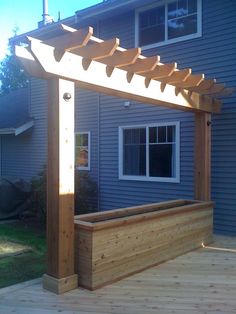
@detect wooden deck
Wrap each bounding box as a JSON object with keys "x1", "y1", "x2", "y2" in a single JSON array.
[{"x1": 0, "y1": 235, "x2": 235, "y2": 314}]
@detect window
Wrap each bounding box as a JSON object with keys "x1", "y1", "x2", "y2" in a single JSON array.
[
  {"x1": 119, "y1": 122, "x2": 180, "y2": 182},
  {"x1": 136, "y1": 0, "x2": 201, "y2": 49},
  {"x1": 75, "y1": 132, "x2": 90, "y2": 170}
]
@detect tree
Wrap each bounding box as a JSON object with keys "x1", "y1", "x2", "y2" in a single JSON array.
[{"x1": 0, "y1": 29, "x2": 29, "y2": 95}]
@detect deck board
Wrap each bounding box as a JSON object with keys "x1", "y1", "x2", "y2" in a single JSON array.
[{"x1": 0, "y1": 235, "x2": 235, "y2": 314}]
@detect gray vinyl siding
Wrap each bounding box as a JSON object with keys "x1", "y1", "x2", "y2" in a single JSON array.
[
  {"x1": 99, "y1": 95, "x2": 194, "y2": 210},
  {"x1": 29, "y1": 80, "x2": 100, "y2": 184},
  {"x1": 96, "y1": 0, "x2": 236, "y2": 234},
  {"x1": 75, "y1": 88, "x2": 99, "y2": 183},
  {"x1": 1, "y1": 79, "x2": 47, "y2": 180},
  {"x1": 98, "y1": 11, "x2": 134, "y2": 48},
  {"x1": 97, "y1": 3, "x2": 196, "y2": 210},
  {"x1": 2, "y1": 0, "x2": 235, "y2": 234}
]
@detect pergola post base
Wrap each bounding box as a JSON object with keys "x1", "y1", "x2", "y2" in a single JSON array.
[{"x1": 42, "y1": 274, "x2": 78, "y2": 294}]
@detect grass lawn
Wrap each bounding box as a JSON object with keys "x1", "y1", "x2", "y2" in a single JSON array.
[{"x1": 0, "y1": 221, "x2": 46, "y2": 289}]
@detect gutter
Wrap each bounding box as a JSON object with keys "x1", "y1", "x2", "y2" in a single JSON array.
[
  {"x1": 75, "y1": 0, "x2": 147, "y2": 20},
  {"x1": 0, "y1": 120, "x2": 34, "y2": 136}
]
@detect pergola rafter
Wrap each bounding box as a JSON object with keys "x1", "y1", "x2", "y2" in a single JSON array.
[
  {"x1": 14, "y1": 23, "x2": 235, "y2": 295},
  {"x1": 16, "y1": 24, "x2": 234, "y2": 108}
]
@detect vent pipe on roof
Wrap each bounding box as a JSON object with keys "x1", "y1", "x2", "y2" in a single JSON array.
[
  {"x1": 38, "y1": 0, "x2": 54, "y2": 28},
  {"x1": 43, "y1": 0, "x2": 49, "y2": 23}
]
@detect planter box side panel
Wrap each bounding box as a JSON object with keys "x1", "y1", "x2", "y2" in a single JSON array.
[
  {"x1": 76, "y1": 204, "x2": 213, "y2": 290},
  {"x1": 75, "y1": 226, "x2": 93, "y2": 288}
]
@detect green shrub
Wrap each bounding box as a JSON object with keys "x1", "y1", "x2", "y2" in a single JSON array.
[
  {"x1": 75, "y1": 171, "x2": 98, "y2": 215},
  {"x1": 30, "y1": 166, "x2": 47, "y2": 223},
  {"x1": 30, "y1": 166, "x2": 98, "y2": 221}
]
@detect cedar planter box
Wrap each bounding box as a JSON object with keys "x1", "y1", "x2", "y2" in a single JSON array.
[{"x1": 74, "y1": 199, "x2": 213, "y2": 290}]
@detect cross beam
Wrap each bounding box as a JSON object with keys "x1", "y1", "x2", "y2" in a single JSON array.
[{"x1": 16, "y1": 39, "x2": 221, "y2": 113}]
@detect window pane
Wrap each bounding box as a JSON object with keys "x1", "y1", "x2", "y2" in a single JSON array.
[
  {"x1": 76, "y1": 134, "x2": 88, "y2": 146},
  {"x1": 82, "y1": 134, "x2": 88, "y2": 146},
  {"x1": 75, "y1": 133, "x2": 89, "y2": 169},
  {"x1": 76, "y1": 134, "x2": 82, "y2": 146},
  {"x1": 124, "y1": 128, "x2": 146, "y2": 144},
  {"x1": 158, "y1": 126, "x2": 166, "y2": 143},
  {"x1": 139, "y1": 6, "x2": 165, "y2": 46},
  {"x1": 177, "y1": 0, "x2": 188, "y2": 17},
  {"x1": 188, "y1": 0, "x2": 197, "y2": 14},
  {"x1": 149, "y1": 10, "x2": 158, "y2": 26},
  {"x1": 123, "y1": 145, "x2": 146, "y2": 176},
  {"x1": 149, "y1": 127, "x2": 157, "y2": 143},
  {"x1": 167, "y1": 125, "x2": 175, "y2": 142},
  {"x1": 140, "y1": 12, "x2": 149, "y2": 28},
  {"x1": 168, "y1": 2, "x2": 177, "y2": 19},
  {"x1": 75, "y1": 147, "x2": 88, "y2": 168},
  {"x1": 123, "y1": 128, "x2": 146, "y2": 176},
  {"x1": 168, "y1": 14, "x2": 197, "y2": 39},
  {"x1": 140, "y1": 128, "x2": 146, "y2": 144},
  {"x1": 140, "y1": 25, "x2": 165, "y2": 46},
  {"x1": 149, "y1": 144, "x2": 173, "y2": 177}
]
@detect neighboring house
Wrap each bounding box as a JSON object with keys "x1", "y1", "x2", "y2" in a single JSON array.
[
  {"x1": 0, "y1": 88, "x2": 34, "y2": 177},
  {"x1": 1, "y1": 0, "x2": 235, "y2": 234}
]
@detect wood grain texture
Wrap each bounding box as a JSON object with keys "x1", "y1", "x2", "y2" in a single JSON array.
[
  {"x1": 47, "y1": 78, "x2": 76, "y2": 280},
  {"x1": 0, "y1": 236, "x2": 235, "y2": 313},
  {"x1": 16, "y1": 41, "x2": 222, "y2": 113},
  {"x1": 74, "y1": 200, "x2": 213, "y2": 290},
  {"x1": 194, "y1": 112, "x2": 211, "y2": 201}
]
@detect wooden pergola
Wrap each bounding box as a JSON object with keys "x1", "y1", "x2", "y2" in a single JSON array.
[{"x1": 15, "y1": 24, "x2": 233, "y2": 294}]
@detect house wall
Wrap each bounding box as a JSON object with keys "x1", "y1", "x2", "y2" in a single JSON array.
[
  {"x1": 2, "y1": 0, "x2": 235, "y2": 234},
  {"x1": 96, "y1": 0, "x2": 236, "y2": 234},
  {"x1": 1, "y1": 79, "x2": 47, "y2": 180},
  {"x1": 99, "y1": 96, "x2": 194, "y2": 209},
  {"x1": 200, "y1": 1, "x2": 236, "y2": 235}
]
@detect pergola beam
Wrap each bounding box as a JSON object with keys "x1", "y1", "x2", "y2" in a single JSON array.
[{"x1": 16, "y1": 41, "x2": 221, "y2": 113}]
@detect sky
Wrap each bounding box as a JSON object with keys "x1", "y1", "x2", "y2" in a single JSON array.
[{"x1": 0, "y1": 0, "x2": 102, "y2": 60}]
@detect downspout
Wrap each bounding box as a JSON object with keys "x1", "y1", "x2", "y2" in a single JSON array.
[
  {"x1": 97, "y1": 20, "x2": 101, "y2": 211},
  {"x1": 0, "y1": 136, "x2": 2, "y2": 176},
  {"x1": 97, "y1": 93, "x2": 101, "y2": 211}
]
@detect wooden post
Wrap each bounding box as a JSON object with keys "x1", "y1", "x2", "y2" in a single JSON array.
[
  {"x1": 42, "y1": 78, "x2": 77, "y2": 294},
  {"x1": 194, "y1": 112, "x2": 211, "y2": 201}
]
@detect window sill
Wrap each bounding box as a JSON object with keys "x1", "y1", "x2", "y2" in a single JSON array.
[
  {"x1": 119, "y1": 175, "x2": 180, "y2": 183},
  {"x1": 75, "y1": 167, "x2": 90, "y2": 171},
  {"x1": 140, "y1": 32, "x2": 202, "y2": 51}
]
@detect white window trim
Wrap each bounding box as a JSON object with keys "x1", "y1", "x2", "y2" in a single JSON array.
[
  {"x1": 75, "y1": 131, "x2": 91, "y2": 171},
  {"x1": 135, "y1": 0, "x2": 202, "y2": 50},
  {"x1": 119, "y1": 122, "x2": 180, "y2": 183}
]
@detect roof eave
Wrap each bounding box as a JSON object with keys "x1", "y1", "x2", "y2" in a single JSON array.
[
  {"x1": 0, "y1": 128, "x2": 15, "y2": 135},
  {"x1": 10, "y1": 0, "x2": 149, "y2": 44},
  {"x1": 0, "y1": 119, "x2": 34, "y2": 136}
]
